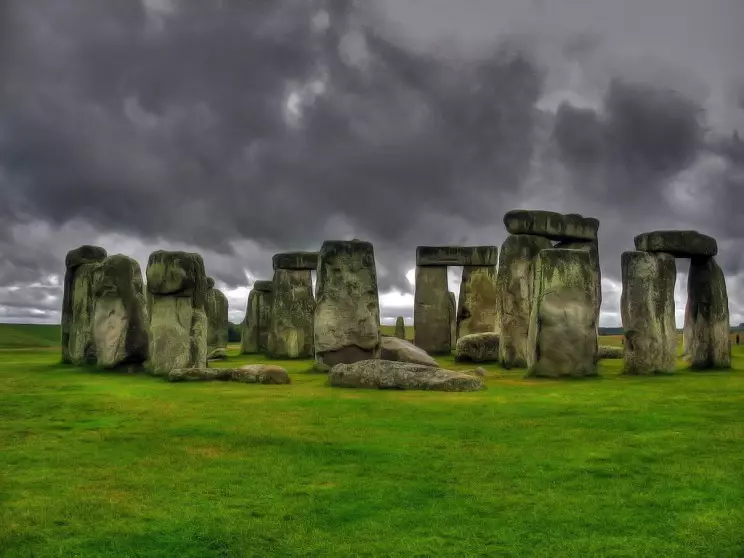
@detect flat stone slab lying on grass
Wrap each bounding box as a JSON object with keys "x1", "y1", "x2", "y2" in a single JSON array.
[
  {"x1": 168, "y1": 365, "x2": 291, "y2": 384},
  {"x1": 597, "y1": 345, "x2": 623, "y2": 360},
  {"x1": 455, "y1": 332, "x2": 500, "y2": 363},
  {"x1": 328, "y1": 359, "x2": 484, "y2": 391},
  {"x1": 416, "y1": 245, "x2": 498, "y2": 267},
  {"x1": 380, "y1": 336, "x2": 438, "y2": 366},
  {"x1": 272, "y1": 252, "x2": 319, "y2": 270},
  {"x1": 634, "y1": 230, "x2": 717, "y2": 257},
  {"x1": 504, "y1": 210, "x2": 598, "y2": 241}
]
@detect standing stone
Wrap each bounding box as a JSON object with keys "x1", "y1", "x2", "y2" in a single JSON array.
[
  {"x1": 241, "y1": 280, "x2": 274, "y2": 355},
  {"x1": 687, "y1": 257, "x2": 731, "y2": 369},
  {"x1": 413, "y1": 266, "x2": 451, "y2": 354},
  {"x1": 497, "y1": 234, "x2": 552, "y2": 368},
  {"x1": 554, "y1": 240, "x2": 601, "y2": 328},
  {"x1": 205, "y1": 277, "x2": 229, "y2": 359},
  {"x1": 145, "y1": 251, "x2": 209, "y2": 375},
  {"x1": 92, "y1": 255, "x2": 150, "y2": 368},
  {"x1": 62, "y1": 245, "x2": 108, "y2": 365},
  {"x1": 526, "y1": 249, "x2": 598, "y2": 378},
  {"x1": 681, "y1": 296, "x2": 693, "y2": 356},
  {"x1": 448, "y1": 291, "x2": 457, "y2": 346},
  {"x1": 394, "y1": 316, "x2": 406, "y2": 339},
  {"x1": 314, "y1": 240, "x2": 381, "y2": 368},
  {"x1": 268, "y1": 268, "x2": 314, "y2": 358},
  {"x1": 457, "y1": 264, "x2": 498, "y2": 339},
  {"x1": 620, "y1": 251, "x2": 677, "y2": 375}
]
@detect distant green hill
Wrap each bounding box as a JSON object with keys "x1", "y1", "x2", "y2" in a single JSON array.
[{"x1": 0, "y1": 323, "x2": 61, "y2": 348}]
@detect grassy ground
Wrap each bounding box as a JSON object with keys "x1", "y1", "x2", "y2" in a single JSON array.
[
  {"x1": 0, "y1": 323, "x2": 61, "y2": 349},
  {"x1": 1, "y1": 336, "x2": 744, "y2": 556}
]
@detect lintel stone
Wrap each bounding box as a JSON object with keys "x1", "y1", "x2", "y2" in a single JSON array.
[
  {"x1": 272, "y1": 251, "x2": 319, "y2": 270},
  {"x1": 416, "y1": 246, "x2": 497, "y2": 267},
  {"x1": 634, "y1": 230, "x2": 717, "y2": 257},
  {"x1": 504, "y1": 209, "x2": 598, "y2": 241}
]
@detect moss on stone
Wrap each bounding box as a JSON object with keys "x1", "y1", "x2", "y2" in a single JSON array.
[
  {"x1": 413, "y1": 266, "x2": 451, "y2": 354},
  {"x1": 268, "y1": 269, "x2": 314, "y2": 359},
  {"x1": 457, "y1": 265, "x2": 498, "y2": 338}
]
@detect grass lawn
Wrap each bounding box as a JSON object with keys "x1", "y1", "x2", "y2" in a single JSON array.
[{"x1": 1, "y1": 336, "x2": 744, "y2": 556}]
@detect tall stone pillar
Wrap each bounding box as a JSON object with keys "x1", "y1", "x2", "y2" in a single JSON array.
[
  {"x1": 457, "y1": 263, "x2": 498, "y2": 339},
  {"x1": 413, "y1": 266, "x2": 450, "y2": 354},
  {"x1": 205, "y1": 277, "x2": 229, "y2": 359},
  {"x1": 688, "y1": 256, "x2": 731, "y2": 369},
  {"x1": 241, "y1": 280, "x2": 273, "y2": 354}
]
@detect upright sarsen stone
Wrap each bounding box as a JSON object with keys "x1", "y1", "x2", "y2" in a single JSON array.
[
  {"x1": 394, "y1": 316, "x2": 406, "y2": 339},
  {"x1": 205, "y1": 277, "x2": 229, "y2": 359},
  {"x1": 554, "y1": 240, "x2": 601, "y2": 328},
  {"x1": 314, "y1": 240, "x2": 380, "y2": 368},
  {"x1": 241, "y1": 281, "x2": 274, "y2": 354},
  {"x1": 92, "y1": 255, "x2": 149, "y2": 368},
  {"x1": 687, "y1": 257, "x2": 731, "y2": 369},
  {"x1": 62, "y1": 245, "x2": 108, "y2": 365},
  {"x1": 457, "y1": 264, "x2": 498, "y2": 338},
  {"x1": 527, "y1": 249, "x2": 598, "y2": 378},
  {"x1": 620, "y1": 251, "x2": 677, "y2": 375},
  {"x1": 413, "y1": 266, "x2": 451, "y2": 354},
  {"x1": 268, "y1": 268, "x2": 314, "y2": 358},
  {"x1": 448, "y1": 291, "x2": 457, "y2": 346},
  {"x1": 145, "y1": 251, "x2": 208, "y2": 375},
  {"x1": 497, "y1": 234, "x2": 552, "y2": 368}
]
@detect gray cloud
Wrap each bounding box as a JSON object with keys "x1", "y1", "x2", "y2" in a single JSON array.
[{"x1": 1, "y1": 0, "x2": 744, "y2": 327}]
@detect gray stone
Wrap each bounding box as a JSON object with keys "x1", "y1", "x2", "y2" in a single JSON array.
[
  {"x1": 380, "y1": 336, "x2": 438, "y2": 366},
  {"x1": 527, "y1": 249, "x2": 598, "y2": 378},
  {"x1": 205, "y1": 279, "x2": 229, "y2": 358},
  {"x1": 314, "y1": 240, "x2": 381, "y2": 368},
  {"x1": 62, "y1": 245, "x2": 107, "y2": 364},
  {"x1": 145, "y1": 251, "x2": 208, "y2": 375},
  {"x1": 91, "y1": 255, "x2": 149, "y2": 369},
  {"x1": 328, "y1": 359, "x2": 484, "y2": 391},
  {"x1": 597, "y1": 345, "x2": 623, "y2": 360},
  {"x1": 233, "y1": 364, "x2": 291, "y2": 384},
  {"x1": 253, "y1": 280, "x2": 274, "y2": 293},
  {"x1": 620, "y1": 251, "x2": 677, "y2": 375},
  {"x1": 455, "y1": 332, "x2": 500, "y2": 363},
  {"x1": 168, "y1": 368, "x2": 232, "y2": 382},
  {"x1": 394, "y1": 317, "x2": 406, "y2": 339},
  {"x1": 687, "y1": 257, "x2": 731, "y2": 369},
  {"x1": 497, "y1": 234, "x2": 552, "y2": 368},
  {"x1": 272, "y1": 251, "x2": 319, "y2": 271},
  {"x1": 634, "y1": 230, "x2": 717, "y2": 258},
  {"x1": 268, "y1": 269, "x2": 314, "y2": 358},
  {"x1": 241, "y1": 284, "x2": 274, "y2": 355},
  {"x1": 448, "y1": 291, "x2": 457, "y2": 346},
  {"x1": 681, "y1": 295, "x2": 693, "y2": 356},
  {"x1": 416, "y1": 245, "x2": 497, "y2": 267},
  {"x1": 470, "y1": 367, "x2": 487, "y2": 377},
  {"x1": 554, "y1": 240, "x2": 601, "y2": 329},
  {"x1": 413, "y1": 266, "x2": 451, "y2": 354},
  {"x1": 457, "y1": 265, "x2": 498, "y2": 338},
  {"x1": 504, "y1": 210, "x2": 598, "y2": 241},
  {"x1": 207, "y1": 348, "x2": 228, "y2": 360}
]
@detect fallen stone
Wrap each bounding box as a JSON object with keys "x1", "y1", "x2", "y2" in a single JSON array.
[
  {"x1": 527, "y1": 249, "x2": 598, "y2": 378},
  {"x1": 687, "y1": 257, "x2": 731, "y2": 369},
  {"x1": 62, "y1": 245, "x2": 108, "y2": 365},
  {"x1": 497, "y1": 234, "x2": 552, "y2": 368},
  {"x1": 272, "y1": 251, "x2": 319, "y2": 271},
  {"x1": 328, "y1": 359, "x2": 484, "y2": 391},
  {"x1": 394, "y1": 317, "x2": 406, "y2": 339},
  {"x1": 380, "y1": 336, "x2": 438, "y2": 366},
  {"x1": 455, "y1": 332, "x2": 500, "y2": 363},
  {"x1": 416, "y1": 245, "x2": 497, "y2": 267},
  {"x1": 268, "y1": 268, "x2": 314, "y2": 358},
  {"x1": 314, "y1": 240, "x2": 381, "y2": 367},
  {"x1": 413, "y1": 266, "x2": 451, "y2": 354},
  {"x1": 469, "y1": 367, "x2": 487, "y2": 377},
  {"x1": 457, "y1": 265, "x2": 499, "y2": 338},
  {"x1": 168, "y1": 368, "x2": 232, "y2": 382},
  {"x1": 634, "y1": 230, "x2": 717, "y2": 258},
  {"x1": 92, "y1": 254, "x2": 150, "y2": 369},
  {"x1": 207, "y1": 348, "x2": 228, "y2": 360},
  {"x1": 597, "y1": 345, "x2": 623, "y2": 360},
  {"x1": 621, "y1": 251, "x2": 677, "y2": 375},
  {"x1": 504, "y1": 210, "x2": 598, "y2": 241},
  {"x1": 233, "y1": 364, "x2": 291, "y2": 384}
]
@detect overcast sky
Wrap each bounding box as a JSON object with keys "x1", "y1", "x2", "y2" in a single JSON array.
[{"x1": 1, "y1": 0, "x2": 743, "y2": 327}]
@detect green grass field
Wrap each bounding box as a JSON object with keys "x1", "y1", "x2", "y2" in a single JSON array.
[
  {"x1": 1, "y1": 326, "x2": 744, "y2": 556},
  {"x1": 0, "y1": 323, "x2": 61, "y2": 349}
]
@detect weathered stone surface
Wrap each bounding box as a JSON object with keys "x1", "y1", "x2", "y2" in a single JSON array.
[
  {"x1": 168, "y1": 368, "x2": 231, "y2": 382},
  {"x1": 527, "y1": 249, "x2": 598, "y2": 378},
  {"x1": 597, "y1": 345, "x2": 623, "y2": 360},
  {"x1": 234, "y1": 364, "x2": 291, "y2": 384},
  {"x1": 681, "y1": 295, "x2": 693, "y2": 356},
  {"x1": 687, "y1": 257, "x2": 731, "y2": 369},
  {"x1": 146, "y1": 251, "x2": 208, "y2": 375},
  {"x1": 554, "y1": 240, "x2": 601, "y2": 328},
  {"x1": 620, "y1": 251, "x2": 677, "y2": 375},
  {"x1": 448, "y1": 291, "x2": 457, "y2": 345},
  {"x1": 328, "y1": 359, "x2": 484, "y2": 391},
  {"x1": 457, "y1": 265, "x2": 498, "y2": 338},
  {"x1": 91, "y1": 255, "x2": 149, "y2": 368},
  {"x1": 206, "y1": 279, "x2": 229, "y2": 358},
  {"x1": 268, "y1": 269, "x2": 314, "y2": 358},
  {"x1": 413, "y1": 266, "x2": 451, "y2": 354},
  {"x1": 504, "y1": 210, "x2": 598, "y2": 241},
  {"x1": 207, "y1": 348, "x2": 228, "y2": 360},
  {"x1": 253, "y1": 280, "x2": 273, "y2": 292},
  {"x1": 380, "y1": 336, "x2": 438, "y2": 366},
  {"x1": 241, "y1": 290, "x2": 261, "y2": 354},
  {"x1": 634, "y1": 230, "x2": 717, "y2": 257},
  {"x1": 497, "y1": 234, "x2": 552, "y2": 368},
  {"x1": 416, "y1": 246, "x2": 497, "y2": 267},
  {"x1": 455, "y1": 332, "x2": 500, "y2": 363},
  {"x1": 272, "y1": 251, "x2": 319, "y2": 271},
  {"x1": 314, "y1": 240, "x2": 380, "y2": 367},
  {"x1": 469, "y1": 367, "x2": 487, "y2": 377},
  {"x1": 62, "y1": 245, "x2": 107, "y2": 364},
  {"x1": 394, "y1": 317, "x2": 406, "y2": 339}
]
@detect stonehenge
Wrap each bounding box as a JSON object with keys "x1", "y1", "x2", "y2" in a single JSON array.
[
  {"x1": 62, "y1": 245, "x2": 108, "y2": 365},
  {"x1": 268, "y1": 252, "x2": 317, "y2": 359},
  {"x1": 145, "y1": 250, "x2": 209, "y2": 375},
  {"x1": 394, "y1": 316, "x2": 406, "y2": 339},
  {"x1": 206, "y1": 277, "x2": 229, "y2": 360},
  {"x1": 455, "y1": 332, "x2": 500, "y2": 363},
  {"x1": 241, "y1": 280, "x2": 273, "y2": 354},
  {"x1": 328, "y1": 360, "x2": 484, "y2": 392},
  {"x1": 414, "y1": 245, "x2": 497, "y2": 354},
  {"x1": 314, "y1": 240, "x2": 381, "y2": 369}
]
